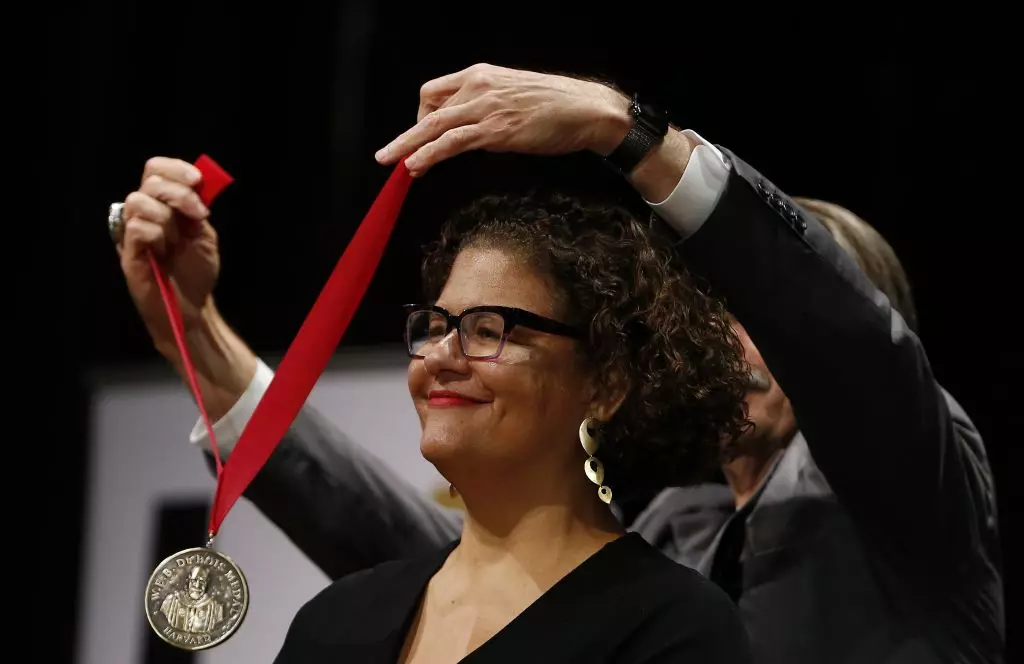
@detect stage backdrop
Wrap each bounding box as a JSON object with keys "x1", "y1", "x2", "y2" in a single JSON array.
[{"x1": 78, "y1": 347, "x2": 449, "y2": 664}]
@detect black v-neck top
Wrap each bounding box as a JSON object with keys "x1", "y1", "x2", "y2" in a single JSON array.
[{"x1": 273, "y1": 532, "x2": 751, "y2": 663}]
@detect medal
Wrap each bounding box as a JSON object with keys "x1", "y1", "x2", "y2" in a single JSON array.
[
  {"x1": 141, "y1": 154, "x2": 413, "y2": 650},
  {"x1": 144, "y1": 545, "x2": 249, "y2": 650}
]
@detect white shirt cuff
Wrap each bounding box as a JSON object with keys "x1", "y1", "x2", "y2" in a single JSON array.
[
  {"x1": 189, "y1": 358, "x2": 275, "y2": 458},
  {"x1": 646, "y1": 129, "x2": 731, "y2": 239}
]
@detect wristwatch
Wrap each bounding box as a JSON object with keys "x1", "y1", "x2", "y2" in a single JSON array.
[{"x1": 603, "y1": 93, "x2": 670, "y2": 176}]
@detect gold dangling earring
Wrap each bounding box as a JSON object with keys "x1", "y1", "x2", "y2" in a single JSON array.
[
  {"x1": 449, "y1": 483, "x2": 458, "y2": 498},
  {"x1": 579, "y1": 417, "x2": 613, "y2": 504}
]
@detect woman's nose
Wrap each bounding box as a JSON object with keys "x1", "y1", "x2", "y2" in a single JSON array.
[{"x1": 422, "y1": 329, "x2": 470, "y2": 375}]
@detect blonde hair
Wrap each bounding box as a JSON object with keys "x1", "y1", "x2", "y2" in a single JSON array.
[{"x1": 793, "y1": 197, "x2": 919, "y2": 333}]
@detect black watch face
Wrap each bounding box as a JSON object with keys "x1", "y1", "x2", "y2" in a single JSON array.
[{"x1": 636, "y1": 99, "x2": 670, "y2": 136}]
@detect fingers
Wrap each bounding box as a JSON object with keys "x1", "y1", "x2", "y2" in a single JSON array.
[
  {"x1": 120, "y1": 181, "x2": 194, "y2": 264},
  {"x1": 376, "y1": 94, "x2": 492, "y2": 167},
  {"x1": 119, "y1": 156, "x2": 211, "y2": 283},
  {"x1": 140, "y1": 173, "x2": 210, "y2": 221},
  {"x1": 417, "y1": 98, "x2": 444, "y2": 124},
  {"x1": 121, "y1": 217, "x2": 176, "y2": 262},
  {"x1": 142, "y1": 157, "x2": 203, "y2": 188},
  {"x1": 119, "y1": 191, "x2": 179, "y2": 261},
  {"x1": 416, "y1": 77, "x2": 471, "y2": 123},
  {"x1": 404, "y1": 124, "x2": 486, "y2": 177},
  {"x1": 417, "y1": 63, "x2": 487, "y2": 113},
  {"x1": 123, "y1": 190, "x2": 172, "y2": 228}
]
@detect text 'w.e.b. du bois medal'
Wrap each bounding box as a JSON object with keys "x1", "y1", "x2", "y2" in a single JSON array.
[
  {"x1": 142, "y1": 153, "x2": 413, "y2": 650},
  {"x1": 145, "y1": 546, "x2": 248, "y2": 650}
]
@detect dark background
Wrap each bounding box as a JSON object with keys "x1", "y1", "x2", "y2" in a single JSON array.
[{"x1": 48, "y1": 5, "x2": 1014, "y2": 661}]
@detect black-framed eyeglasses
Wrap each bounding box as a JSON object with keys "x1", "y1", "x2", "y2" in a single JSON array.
[{"x1": 404, "y1": 304, "x2": 583, "y2": 360}]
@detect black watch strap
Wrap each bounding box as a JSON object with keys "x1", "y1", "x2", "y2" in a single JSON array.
[{"x1": 604, "y1": 94, "x2": 670, "y2": 176}]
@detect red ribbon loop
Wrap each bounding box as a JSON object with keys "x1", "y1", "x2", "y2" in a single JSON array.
[{"x1": 149, "y1": 154, "x2": 413, "y2": 539}]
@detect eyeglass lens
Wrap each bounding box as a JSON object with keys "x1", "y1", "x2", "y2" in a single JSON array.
[{"x1": 407, "y1": 310, "x2": 506, "y2": 358}]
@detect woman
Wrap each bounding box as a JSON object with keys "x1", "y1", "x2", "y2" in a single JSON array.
[{"x1": 273, "y1": 191, "x2": 753, "y2": 663}]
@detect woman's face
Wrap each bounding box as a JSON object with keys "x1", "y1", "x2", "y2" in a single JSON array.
[{"x1": 407, "y1": 246, "x2": 593, "y2": 477}]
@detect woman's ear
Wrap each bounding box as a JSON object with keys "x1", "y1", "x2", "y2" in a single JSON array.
[{"x1": 587, "y1": 367, "x2": 630, "y2": 422}]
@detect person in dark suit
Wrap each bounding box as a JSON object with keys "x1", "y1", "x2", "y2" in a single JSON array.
[{"x1": 115, "y1": 64, "x2": 1004, "y2": 663}]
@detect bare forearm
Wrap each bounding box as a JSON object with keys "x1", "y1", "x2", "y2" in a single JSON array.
[
  {"x1": 628, "y1": 129, "x2": 695, "y2": 203},
  {"x1": 156, "y1": 300, "x2": 258, "y2": 421}
]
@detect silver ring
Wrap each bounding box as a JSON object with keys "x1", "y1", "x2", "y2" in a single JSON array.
[{"x1": 108, "y1": 202, "x2": 125, "y2": 243}]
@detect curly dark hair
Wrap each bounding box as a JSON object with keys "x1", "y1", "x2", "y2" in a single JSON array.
[{"x1": 420, "y1": 191, "x2": 751, "y2": 494}]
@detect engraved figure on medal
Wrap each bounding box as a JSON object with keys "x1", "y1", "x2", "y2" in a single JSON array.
[
  {"x1": 159, "y1": 565, "x2": 225, "y2": 633},
  {"x1": 145, "y1": 547, "x2": 249, "y2": 650}
]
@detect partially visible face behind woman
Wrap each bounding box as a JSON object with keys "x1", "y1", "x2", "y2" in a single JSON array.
[{"x1": 407, "y1": 246, "x2": 594, "y2": 479}]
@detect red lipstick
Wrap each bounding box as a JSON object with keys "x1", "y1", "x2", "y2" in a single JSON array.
[{"x1": 427, "y1": 390, "x2": 488, "y2": 407}]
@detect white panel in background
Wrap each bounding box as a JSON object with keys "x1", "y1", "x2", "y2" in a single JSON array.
[{"x1": 76, "y1": 348, "x2": 443, "y2": 664}]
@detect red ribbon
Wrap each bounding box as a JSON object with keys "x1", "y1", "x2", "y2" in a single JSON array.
[{"x1": 150, "y1": 154, "x2": 413, "y2": 541}]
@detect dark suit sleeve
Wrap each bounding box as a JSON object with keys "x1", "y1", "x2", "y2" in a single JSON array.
[
  {"x1": 674, "y1": 148, "x2": 999, "y2": 565},
  {"x1": 206, "y1": 404, "x2": 461, "y2": 580}
]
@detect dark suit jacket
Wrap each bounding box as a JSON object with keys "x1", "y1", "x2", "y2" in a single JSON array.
[{"x1": 222, "y1": 149, "x2": 1005, "y2": 663}]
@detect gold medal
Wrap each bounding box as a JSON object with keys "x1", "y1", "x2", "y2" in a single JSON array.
[{"x1": 144, "y1": 545, "x2": 249, "y2": 651}]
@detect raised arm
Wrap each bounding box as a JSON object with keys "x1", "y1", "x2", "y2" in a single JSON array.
[
  {"x1": 114, "y1": 156, "x2": 461, "y2": 583},
  {"x1": 368, "y1": 62, "x2": 996, "y2": 561},
  {"x1": 633, "y1": 137, "x2": 997, "y2": 563}
]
